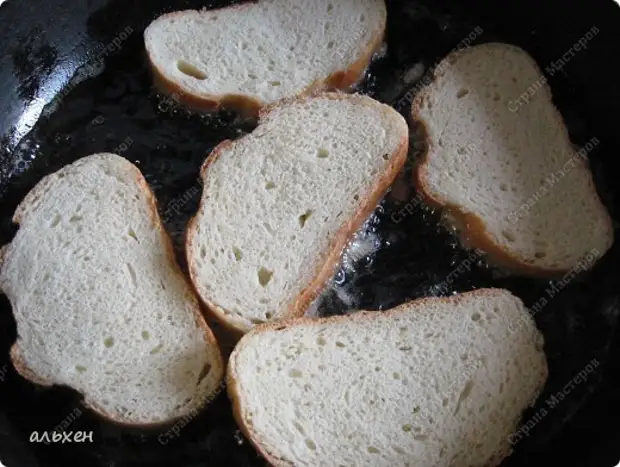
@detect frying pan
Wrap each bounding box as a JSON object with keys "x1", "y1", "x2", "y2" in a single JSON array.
[{"x1": 1, "y1": 0, "x2": 620, "y2": 466}]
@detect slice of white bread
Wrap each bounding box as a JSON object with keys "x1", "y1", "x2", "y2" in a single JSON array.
[
  {"x1": 0, "y1": 154, "x2": 224, "y2": 426},
  {"x1": 144, "y1": 0, "x2": 386, "y2": 115},
  {"x1": 186, "y1": 93, "x2": 408, "y2": 334},
  {"x1": 228, "y1": 288, "x2": 548, "y2": 467},
  {"x1": 412, "y1": 43, "x2": 613, "y2": 277}
]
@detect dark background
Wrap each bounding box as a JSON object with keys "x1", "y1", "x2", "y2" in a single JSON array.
[{"x1": 1, "y1": 0, "x2": 620, "y2": 466}]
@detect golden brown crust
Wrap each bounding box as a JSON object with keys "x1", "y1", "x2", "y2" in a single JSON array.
[
  {"x1": 326, "y1": 30, "x2": 384, "y2": 91},
  {"x1": 410, "y1": 43, "x2": 614, "y2": 279},
  {"x1": 145, "y1": 5, "x2": 386, "y2": 118},
  {"x1": 3, "y1": 154, "x2": 225, "y2": 429},
  {"x1": 226, "y1": 288, "x2": 543, "y2": 467},
  {"x1": 150, "y1": 67, "x2": 264, "y2": 118},
  {"x1": 287, "y1": 110, "x2": 408, "y2": 319},
  {"x1": 186, "y1": 93, "x2": 408, "y2": 336}
]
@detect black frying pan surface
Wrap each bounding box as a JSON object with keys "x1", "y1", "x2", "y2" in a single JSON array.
[{"x1": 1, "y1": 1, "x2": 620, "y2": 466}]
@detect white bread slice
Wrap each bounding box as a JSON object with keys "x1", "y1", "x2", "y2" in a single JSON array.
[
  {"x1": 144, "y1": 0, "x2": 386, "y2": 115},
  {"x1": 186, "y1": 93, "x2": 408, "y2": 334},
  {"x1": 412, "y1": 43, "x2": 613, "y2": 277},
  {"x1": 228, "y1": 288, "x2": 548, "y2": 467},
  {"x1": 0, "y1": 154, "x2": 224, "y2": 426}
]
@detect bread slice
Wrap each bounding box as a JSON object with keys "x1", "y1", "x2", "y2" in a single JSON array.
[
  {"x1": 227, "y1": 288, "x2": 548, "y2": 467},
  {"x1": 186, "y1": 93, "x2": 408, "y2": 334},
  {"x1": 144, "y1": 0, "x2": 386, "y2": 115},
  {"x1": 0, "y1": 153, "x2": 224, "y2": 426},
  {"x1": 412, "y1": 43, "x2": 613, "y2": 277}
]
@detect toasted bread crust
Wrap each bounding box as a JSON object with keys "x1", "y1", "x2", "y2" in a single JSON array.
[
  {"x1": 145, "y1": 4, "x2": 386, "y2": 118},
  {"x1": 1, "y1": 154, "x2": 225, "y2": 428},
  {"x1": 411, "y1": 43, "x2": 614, "y2": 278},
  {"x1": 227, "y1": 288, "x2": 547, "y2": 467},
  {"x1": 186, "y1": 93, "x2": 409, "y2": 335}
]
